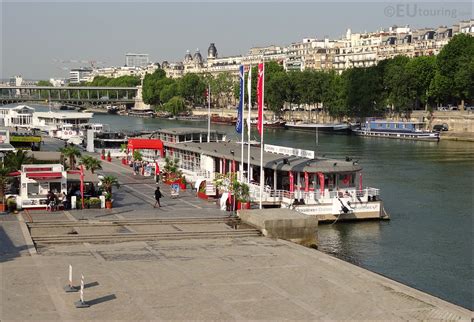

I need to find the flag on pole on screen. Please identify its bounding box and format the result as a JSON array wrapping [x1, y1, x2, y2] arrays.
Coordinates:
[[257, 63, 264, 136], [247, 65, 252, 184], [236, 65, 244, 134]]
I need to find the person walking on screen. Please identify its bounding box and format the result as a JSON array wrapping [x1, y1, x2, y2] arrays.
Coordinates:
[[154, 186, 162, 208]]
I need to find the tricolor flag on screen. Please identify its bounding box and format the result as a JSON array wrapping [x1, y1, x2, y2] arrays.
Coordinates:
[[257, 63, 264, 136], [236, 65, 244, 134]]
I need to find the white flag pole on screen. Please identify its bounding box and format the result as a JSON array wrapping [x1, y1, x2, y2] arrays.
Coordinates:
[[240, 68, 245, 182], [207, 83, 211, 142], [259, 61, 265, 209], [247, 65, 252, 184]]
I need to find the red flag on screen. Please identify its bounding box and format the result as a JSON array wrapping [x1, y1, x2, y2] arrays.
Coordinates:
[[80, 165, 85, 209], [257, 63, 264, 136]]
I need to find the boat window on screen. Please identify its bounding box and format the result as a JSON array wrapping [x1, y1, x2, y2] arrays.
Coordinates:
[[27, 182, 40, 195], [50, 182, 61, 193]]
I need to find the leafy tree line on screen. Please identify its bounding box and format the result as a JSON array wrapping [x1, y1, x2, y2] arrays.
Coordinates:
[[144, 33, 473, 117]]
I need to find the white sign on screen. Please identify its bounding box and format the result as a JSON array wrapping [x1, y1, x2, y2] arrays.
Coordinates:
[[264, 144, 314, 159]]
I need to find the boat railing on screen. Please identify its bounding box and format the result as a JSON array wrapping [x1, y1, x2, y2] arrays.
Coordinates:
[[248, 186, 380, 204]]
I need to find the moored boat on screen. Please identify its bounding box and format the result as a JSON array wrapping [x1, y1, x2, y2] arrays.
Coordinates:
[[352, 119, 440, 141], [285, 121, 350, 134], [250, 118, 286, 128], [211, 114, 237, 125]]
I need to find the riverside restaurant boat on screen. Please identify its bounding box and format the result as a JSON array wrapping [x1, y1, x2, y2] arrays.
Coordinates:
[[129, 128, 386, 222], [352, 119, 440, 141], [285, 121, 350, 134]]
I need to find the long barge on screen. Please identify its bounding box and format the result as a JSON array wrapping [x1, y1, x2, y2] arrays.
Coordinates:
[[352, 119, 440, 141], [131, 128, 387, 222]]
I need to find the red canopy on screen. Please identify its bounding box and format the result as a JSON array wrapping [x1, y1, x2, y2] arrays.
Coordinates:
[[26, 172, 62, 180], [128, 139, 163, 151]]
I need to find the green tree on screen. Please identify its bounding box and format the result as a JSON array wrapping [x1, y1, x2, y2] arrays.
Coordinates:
[[159, 81, 178, 104], [178, 73, 206, 106], [214, 72, 234, 108], [382, 56, 411, 113], [59, 146, 82, 170], [405, 56, 436, 110], [0, 165, 12, 206], [161, 96, 187, 116], [322, 71, 347, 118], [79, 155, 102, 174], [343, 66, 384, 117], [142, 69, 167, 105], [435, 33, 474, 109], [4, 150, 34, 171], [37, 80, 53, 86], [266, 71, 289, 114]]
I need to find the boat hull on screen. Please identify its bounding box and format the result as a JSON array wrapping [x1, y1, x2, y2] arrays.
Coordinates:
[[352, 129, 440, 141]]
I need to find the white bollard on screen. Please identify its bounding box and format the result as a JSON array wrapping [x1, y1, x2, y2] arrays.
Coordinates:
[[71, 196, 77, 210], [64, 264, 78, 292], [74, 274, 89, 308]]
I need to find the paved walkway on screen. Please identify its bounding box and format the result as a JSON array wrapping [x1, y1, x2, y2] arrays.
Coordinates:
[[1, 227, 471, 320]]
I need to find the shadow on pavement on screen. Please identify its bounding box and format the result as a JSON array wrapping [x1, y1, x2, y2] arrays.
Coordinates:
[[0, 225, 30, 263], [87, 294, 117, 306]]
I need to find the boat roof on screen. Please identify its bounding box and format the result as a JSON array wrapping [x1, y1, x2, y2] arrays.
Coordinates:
[[34, 112, 93, 119], [369, 120, 425, 124], [164, 141, 362, 174]]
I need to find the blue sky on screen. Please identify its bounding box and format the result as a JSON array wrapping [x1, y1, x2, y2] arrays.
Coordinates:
[[1, 1, 471, 79]]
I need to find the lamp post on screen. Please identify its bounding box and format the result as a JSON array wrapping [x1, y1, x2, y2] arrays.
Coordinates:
[[230, 150, 235, 213]]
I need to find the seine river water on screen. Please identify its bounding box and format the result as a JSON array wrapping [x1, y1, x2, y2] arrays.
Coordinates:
[[29, 106, 474, 309]]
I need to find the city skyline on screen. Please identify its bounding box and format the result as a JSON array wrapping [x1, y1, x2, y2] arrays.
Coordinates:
[[1, 1, 471, 79]]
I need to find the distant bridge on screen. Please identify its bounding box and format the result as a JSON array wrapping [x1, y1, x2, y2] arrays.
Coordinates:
[[0, 85, 139, 106]]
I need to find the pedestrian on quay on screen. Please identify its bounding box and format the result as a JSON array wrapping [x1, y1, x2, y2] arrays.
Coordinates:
[[154, 186, 162, 208]]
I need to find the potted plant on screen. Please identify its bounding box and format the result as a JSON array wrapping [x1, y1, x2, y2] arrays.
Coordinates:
[[104, 193, 113, 209], [162, 157, 182, 183], [235, 182, 251, 210], [0, 166, 12, 213], [89, 197, 101, 209], [100, 149, 106, 160], [101, 175, 120, 209], [120, 144, 128, 165], [107, 151, 112, 162], [197, 182, 208, 200], [7, 197, 17, 213]]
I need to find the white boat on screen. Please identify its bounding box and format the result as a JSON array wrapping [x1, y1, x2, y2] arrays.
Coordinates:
[[285, 122, 350, 133], [352, 119, 440, 141]]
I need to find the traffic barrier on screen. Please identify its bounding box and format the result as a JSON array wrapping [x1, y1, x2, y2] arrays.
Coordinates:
[[63, 264, 78, 293], [74, 274, 90, 308]]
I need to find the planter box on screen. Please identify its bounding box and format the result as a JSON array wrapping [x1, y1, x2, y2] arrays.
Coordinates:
[[237, 201, 251, 210], [197, 191, 208, 200], [165, 180, 187, 190]]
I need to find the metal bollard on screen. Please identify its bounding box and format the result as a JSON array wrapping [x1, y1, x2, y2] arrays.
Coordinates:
[[64, 264, 78, 293], [74, 274, 90, 308]]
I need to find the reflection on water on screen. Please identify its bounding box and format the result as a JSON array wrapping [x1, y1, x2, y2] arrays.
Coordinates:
[[318, 222, 383, 266], [27, 104, 474, 309]]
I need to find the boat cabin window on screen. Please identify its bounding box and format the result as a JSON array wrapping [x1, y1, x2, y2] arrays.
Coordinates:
[[50, 182, 61, 193], [27, 182, 40, 196]]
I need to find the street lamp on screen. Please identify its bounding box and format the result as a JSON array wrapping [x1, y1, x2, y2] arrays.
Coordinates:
[[230, 150, 235, 213]]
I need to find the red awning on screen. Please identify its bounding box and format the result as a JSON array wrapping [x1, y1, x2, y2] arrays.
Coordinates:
[[26, 172, 63, 180], [128, 138, 163, 151]]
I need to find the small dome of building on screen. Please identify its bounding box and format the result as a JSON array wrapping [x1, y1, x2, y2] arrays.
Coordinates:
[[161, 61, 169, 68], [193, 49, 203, 64], [208, 43, 218, 59], [184, 50, 193, 63]]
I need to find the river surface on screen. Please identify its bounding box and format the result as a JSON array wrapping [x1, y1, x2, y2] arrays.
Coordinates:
[[33, 106, 474, 309]]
